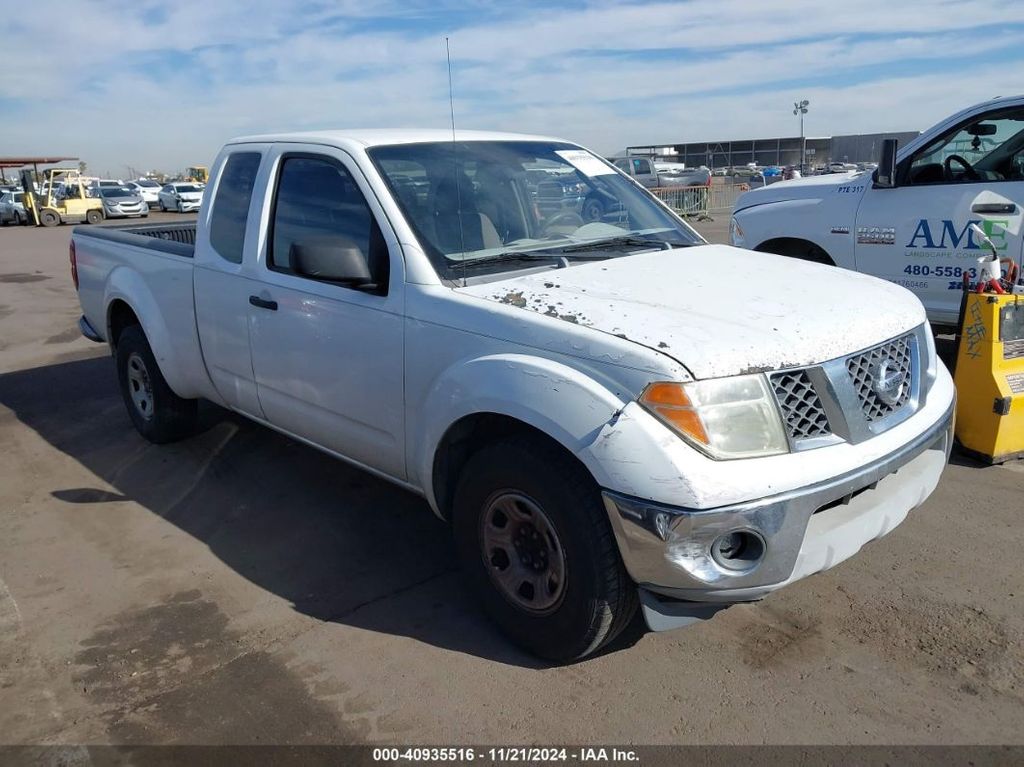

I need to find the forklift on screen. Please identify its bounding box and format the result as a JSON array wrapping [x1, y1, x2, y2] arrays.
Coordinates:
[[20, 168, 104, 227], [185, 165, 208, 184]]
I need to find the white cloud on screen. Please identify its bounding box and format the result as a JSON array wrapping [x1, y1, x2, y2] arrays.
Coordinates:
[[2, 0, 1022, 173]]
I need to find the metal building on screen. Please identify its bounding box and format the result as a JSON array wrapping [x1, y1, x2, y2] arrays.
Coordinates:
[[627, 131, 919, 169]]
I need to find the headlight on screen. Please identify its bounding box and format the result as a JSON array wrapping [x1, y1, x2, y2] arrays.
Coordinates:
[[639, 376, 788, 460], [730, 216, 745, 247]]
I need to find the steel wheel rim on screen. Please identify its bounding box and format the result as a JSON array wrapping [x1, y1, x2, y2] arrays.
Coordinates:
[[126, 352, 154, 421], [480, 491, 567, 614]]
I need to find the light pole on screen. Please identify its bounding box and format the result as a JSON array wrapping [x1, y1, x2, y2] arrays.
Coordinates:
[[793, 99, 809, 171]]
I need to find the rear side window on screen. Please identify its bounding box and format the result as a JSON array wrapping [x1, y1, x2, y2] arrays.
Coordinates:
[[268, 155, 388, 293], [209, 152, 261, 264]]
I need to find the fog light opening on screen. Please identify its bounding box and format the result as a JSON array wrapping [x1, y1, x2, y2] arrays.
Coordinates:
[[710, 530, 765, 572]]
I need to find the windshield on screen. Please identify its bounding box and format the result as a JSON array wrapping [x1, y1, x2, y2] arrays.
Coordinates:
[[368, 140, 702, 280], [137, 180, 160, 187], [100, 187, 137, 198], [174, 185, 200, 193]]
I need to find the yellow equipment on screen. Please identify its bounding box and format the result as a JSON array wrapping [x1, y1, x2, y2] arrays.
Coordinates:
[[954, 288, 1024, 464], [20, 168, 103, 227], [185, 165, 208, 183]]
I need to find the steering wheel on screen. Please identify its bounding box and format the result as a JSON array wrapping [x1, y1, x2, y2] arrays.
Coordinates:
[[944, 154, 981, 182], [542, 211, 584, 236]]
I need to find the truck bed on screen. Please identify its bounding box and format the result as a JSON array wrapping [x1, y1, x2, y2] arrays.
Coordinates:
[[73, 221, 196, 257]]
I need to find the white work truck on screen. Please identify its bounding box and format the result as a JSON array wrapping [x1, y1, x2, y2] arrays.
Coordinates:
[[731, 95, 1024, 326], [72, 129, 955, 661]]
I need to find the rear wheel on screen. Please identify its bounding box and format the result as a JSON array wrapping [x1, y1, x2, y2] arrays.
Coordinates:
[[39, 209, 60, 227], [115, 325, 197, 443], [85, 209, 103, 224], [452, 437, 637, 662]]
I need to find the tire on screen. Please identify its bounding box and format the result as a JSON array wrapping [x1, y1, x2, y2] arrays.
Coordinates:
[[85, 209, 103, 224], [176, 202, 183, 214], [581, 197, 604, 223], [159, 200, 167, 212], [39, 209, 60, 227], [757, 240, 834, 266], [115, 325, 197, 443], [452, 436, 637, 662]]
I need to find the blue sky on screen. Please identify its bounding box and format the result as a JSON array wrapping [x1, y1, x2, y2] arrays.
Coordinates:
[[5, 0, 1024, 176]]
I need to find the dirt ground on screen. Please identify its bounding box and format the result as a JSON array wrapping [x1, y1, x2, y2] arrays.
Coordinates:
[[0, 213, 1021, 746]]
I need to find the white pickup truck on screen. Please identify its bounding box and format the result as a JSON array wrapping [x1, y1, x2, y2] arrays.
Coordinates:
[[731, 95, 1024, 326], [73, 129, 955, 661]]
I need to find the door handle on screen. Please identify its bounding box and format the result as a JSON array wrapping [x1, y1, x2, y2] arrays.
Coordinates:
[[971, 202, 1016, 214], [249, 295, 278, 311]]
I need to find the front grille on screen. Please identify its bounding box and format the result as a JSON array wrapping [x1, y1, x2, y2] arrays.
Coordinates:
[[770, 370, 831, 440], [846, 334, 913, 422]]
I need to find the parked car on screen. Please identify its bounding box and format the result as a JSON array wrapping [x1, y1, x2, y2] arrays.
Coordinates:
[[97, 186, 148, 219], [158, 183, 203, 213], [611, 156, 710, 189], [88, 179, 126, 198], [124, 179, 161, 204], [827, 162, 858, 173], [71, 129, 954, 661], [0, 190, 27, 225], [657, 164, 713, 187], [732, 94, 1024, 326]]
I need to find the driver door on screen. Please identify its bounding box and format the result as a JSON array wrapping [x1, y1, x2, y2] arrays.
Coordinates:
[[854, 104, 1024, 325]]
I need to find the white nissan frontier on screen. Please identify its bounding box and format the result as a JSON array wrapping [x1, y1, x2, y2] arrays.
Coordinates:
[[71, 130, 955, 661]]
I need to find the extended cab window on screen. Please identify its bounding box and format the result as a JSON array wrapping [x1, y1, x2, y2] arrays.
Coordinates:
[[633, 159, 651, 175], [906, 106, 1024, 185], [269, 156, 388, 294], [209, 152, 262, 264]]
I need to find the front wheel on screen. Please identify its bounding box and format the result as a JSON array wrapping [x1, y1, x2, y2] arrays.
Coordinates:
[[581, 197, 604, 223], [115, 325, 197, 443], [39, 209, 60, 227], [85, 209, 103, 224], [453, 437, 637, 662]]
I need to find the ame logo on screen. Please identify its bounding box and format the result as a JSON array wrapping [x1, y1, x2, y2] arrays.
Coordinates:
[[906, 218, 1008, 250]]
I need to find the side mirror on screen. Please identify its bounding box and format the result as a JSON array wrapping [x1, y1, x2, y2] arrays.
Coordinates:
[[875, 138, 898, 188], [290, 237, 375, 287]]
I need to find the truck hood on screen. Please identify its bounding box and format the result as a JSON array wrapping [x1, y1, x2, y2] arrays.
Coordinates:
[[458, 244, 925, 379], [734, 171, 869, 212]]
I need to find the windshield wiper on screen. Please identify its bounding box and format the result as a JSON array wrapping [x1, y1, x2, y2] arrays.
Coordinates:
[[453, 251, 562, 270], [560, 236, 687, 254]]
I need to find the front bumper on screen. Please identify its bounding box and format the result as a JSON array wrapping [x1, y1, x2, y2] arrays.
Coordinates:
[[602, 399, 954, 604]]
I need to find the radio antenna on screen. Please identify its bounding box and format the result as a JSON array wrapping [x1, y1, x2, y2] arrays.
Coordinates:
[[446, 37, 468, 287]]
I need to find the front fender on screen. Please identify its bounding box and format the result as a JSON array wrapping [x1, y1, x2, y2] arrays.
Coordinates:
[[414, 354, 634, 514], [734, 196, 855, 267]]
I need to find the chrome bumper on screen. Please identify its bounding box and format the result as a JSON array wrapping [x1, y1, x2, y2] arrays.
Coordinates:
[[603, 400, 955, 605]]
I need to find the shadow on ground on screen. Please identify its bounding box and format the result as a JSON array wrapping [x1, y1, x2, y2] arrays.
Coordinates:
[[0, 355, 646, 667]]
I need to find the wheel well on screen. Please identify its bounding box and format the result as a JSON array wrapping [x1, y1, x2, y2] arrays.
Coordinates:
[[754, 237, 835, 266], [107, 300, 140, 348], [431, 413, 591, 521]]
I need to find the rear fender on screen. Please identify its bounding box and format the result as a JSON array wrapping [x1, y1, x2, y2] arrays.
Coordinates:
[[103, 266, 195, 398]]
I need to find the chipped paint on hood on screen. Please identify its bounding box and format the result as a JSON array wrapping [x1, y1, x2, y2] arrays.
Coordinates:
[[458, 244, 926, 380]]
